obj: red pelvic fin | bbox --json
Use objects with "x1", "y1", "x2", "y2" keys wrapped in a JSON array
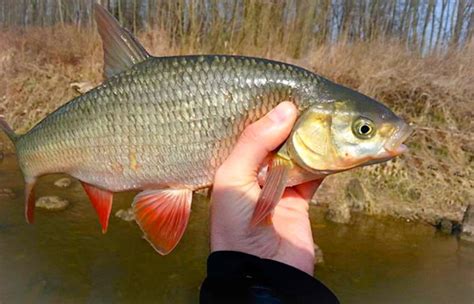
[
  {"x1": 25, "y1": 180, "x2": 36, "y2": 224},
  {"x1": 251, "y1": 155, "x2": 291, "y2": 227},
  {"x1": 81, "y1": 182, "x2": 113, "y2": 233},
  {"x1": 133, "y1": 189, "x2": 192, "y2": 255}
]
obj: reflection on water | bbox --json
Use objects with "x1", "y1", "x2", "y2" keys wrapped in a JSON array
[{"x1": 0, "y1": 155, "x2": 473, "y2": 303}]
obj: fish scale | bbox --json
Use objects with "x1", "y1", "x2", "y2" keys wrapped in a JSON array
[{"x1": 16, "y1": 55, "x2": 315, "y2": 192}]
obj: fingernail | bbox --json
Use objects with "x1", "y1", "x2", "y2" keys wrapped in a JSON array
[{"x1": 267, "y1": 103, "x2": 293, "y2": 124}]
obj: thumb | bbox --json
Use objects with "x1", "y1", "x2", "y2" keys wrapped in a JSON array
[{"x1": 216, "y1": 102, "x2": 297, "y2": 185}]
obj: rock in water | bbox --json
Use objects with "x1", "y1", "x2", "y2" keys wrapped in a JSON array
[
  {"x1": 314, "y1": 243, "x2": 324, "y2": 265},
  {"x1": 36, "y1": 196, "x2": 69, "y2": 210},
  {"x1": 438, "y1": 218, "x2": 453, "y2": 234},
  {"x1": 0, "y1": 188, "x2": 15, "y2": 199},
  {"x1": 54, "y1": 177, "x2": 72, "y2": 188},
  {"x1": 461, "y1": 204, "x2": 474, "y2": 242},
  {"x1": 326, "y1": 201, "x2": 351, "y2": 224},
  {"x1": 115, "y1": 208, "x2": 135, "y2": 222}
]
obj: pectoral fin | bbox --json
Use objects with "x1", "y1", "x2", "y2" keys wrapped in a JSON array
[
  {"x1": 81, "y1": 182, "x2": 113, "y2": 233},
  {"x1": 133, "y1": 189, "x2": 192, "y2": 255},
  {"x1": 250, "y1": 155, "x2": 292, "y2": 227}
]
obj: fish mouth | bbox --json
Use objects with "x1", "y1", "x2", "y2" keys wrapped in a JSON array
[{"x1": 382, "y1": 122, "x2": 413, "y2": 157}]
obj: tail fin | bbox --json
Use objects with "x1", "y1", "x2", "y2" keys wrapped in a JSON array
[
  {"x1": 0, "y1": 116, "x2": 18, "y2": 143},
  {"x1": 0, "y1": 116, "x2": 36, "y2": 223}
]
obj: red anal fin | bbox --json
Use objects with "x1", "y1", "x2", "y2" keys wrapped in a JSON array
[
  {"x1": 251, "y1": 155, "x2": 292, "y2": 227},
  {"x1": 81, "y1": 182, "x2": 113, "y2": 233},
  {"x1": 25, "y1": 180, "x2": 36, "y2": 224},
  {"x1": 133, "y1": 189, "x2": 192, "y2": 255}
]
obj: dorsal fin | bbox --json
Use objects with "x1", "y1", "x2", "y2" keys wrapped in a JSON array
[{"x1": 94, "y1": 3, "x2": 150, "y2": 79}]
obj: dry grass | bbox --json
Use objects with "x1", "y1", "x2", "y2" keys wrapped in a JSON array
[{"x1": 0, "y1": 26, "x2": 472, "y2": 223}]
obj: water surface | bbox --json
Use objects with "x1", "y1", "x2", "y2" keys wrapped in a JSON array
[{"x1": 0, "y1": 156, "x2": 472, "y2": 303}]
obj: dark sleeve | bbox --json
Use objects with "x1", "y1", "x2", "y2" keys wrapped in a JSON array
[{"x1": 200, "y1": 251, "x2": 339, "y2": 304}]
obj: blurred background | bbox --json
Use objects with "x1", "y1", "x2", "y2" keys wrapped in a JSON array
[{"x1": 0, "y1": 1, "x2": 473, "y2": 303}]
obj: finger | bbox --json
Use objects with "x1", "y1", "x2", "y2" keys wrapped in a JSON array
[
  {"x1": 216, "y1": 102, "x2": 297, "y2": 183},
  {"x1": 277, "y1": 179, "x2": 323, "y2": 213}
]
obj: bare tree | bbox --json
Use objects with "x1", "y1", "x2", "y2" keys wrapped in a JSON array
[{"x1": 1, "y1": 0, "x2": 472, "y2": 55}]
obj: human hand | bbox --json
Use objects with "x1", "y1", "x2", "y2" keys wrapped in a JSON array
[{"x1": 210, "y1": 102, "x2": 324, "y2": 275}]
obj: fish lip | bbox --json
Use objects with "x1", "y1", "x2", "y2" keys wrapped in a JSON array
[
  {"x1": 382, "y1": 144, "x2": 408, "y2": 158},
  {"x1": 367, "y1": 144, "x2": 407, "y2": 166},
  {"x1": 383, "y1": 122, "x2": 413, "y2": 155}
]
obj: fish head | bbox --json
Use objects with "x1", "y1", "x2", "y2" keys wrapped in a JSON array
[{"x1": 287, "y1": 86, "x2": 412, "y2": 173}]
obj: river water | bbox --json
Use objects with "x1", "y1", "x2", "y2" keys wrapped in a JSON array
[{"x1": 0, "y1": 155, "x2": 472, "y2": 303}]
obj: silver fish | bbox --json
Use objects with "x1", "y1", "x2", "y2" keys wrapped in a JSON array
[{"x1": 0, "y1": 4, "x2": 411, "y2": 254}]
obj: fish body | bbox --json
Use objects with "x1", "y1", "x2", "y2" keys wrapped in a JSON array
[
  {"x1": 0, "y1": 4, "x2": 411, "y2": 254},
  {"x1": 16, "y1": 55, "x2": 321, "y2": 193}
]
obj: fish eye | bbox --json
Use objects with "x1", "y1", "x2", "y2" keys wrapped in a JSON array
[{"x1": 352, "y1": 117, "x2": 376, "y2": 139}]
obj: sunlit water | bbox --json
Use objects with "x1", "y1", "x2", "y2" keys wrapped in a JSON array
[{"x1": 0, "y1": 155, "x2": 472, "y2": 303}]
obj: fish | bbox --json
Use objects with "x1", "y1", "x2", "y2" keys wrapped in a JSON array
[{"x1": 0, "y1": 4, "x2": 412, "y2": 255}]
